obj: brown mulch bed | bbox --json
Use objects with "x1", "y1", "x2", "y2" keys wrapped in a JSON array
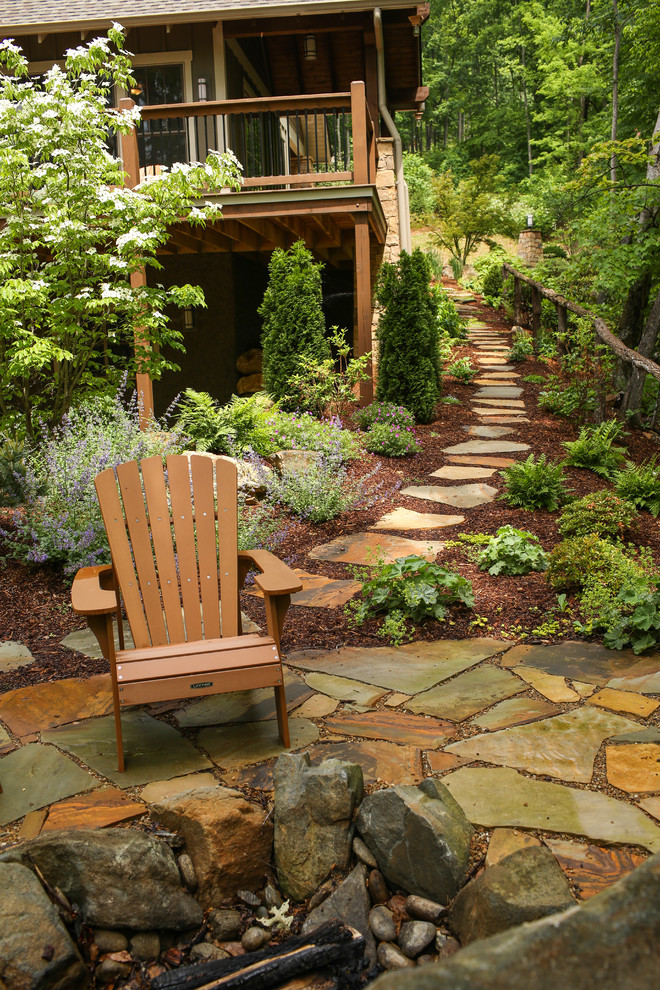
[{"x1": 2, "y1": 282, "x2": 660, "y2": 694}]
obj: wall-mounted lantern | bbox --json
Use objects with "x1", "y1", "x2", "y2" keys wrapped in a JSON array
[
  {"x1": 197, "y1": 77, "x2": 207, "y2": 102},
  {"x1": 183, "y1": 307, "x2": 196, "y2": 333},
  {"x1": 304, "y1": 35, "x2": 317, "y2": 60}
]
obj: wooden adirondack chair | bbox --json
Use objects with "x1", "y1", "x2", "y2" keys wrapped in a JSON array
[{"x1": 71, "y1": 454, "x2": 302, "y2": 771}]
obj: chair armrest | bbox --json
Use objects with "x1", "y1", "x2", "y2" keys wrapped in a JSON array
[
  {"x1": 238, "y1": 549, "x2": 302, "y2": 596},
  {"x1": 71, "y1": 565, "x2": 119, "y2": 616}
]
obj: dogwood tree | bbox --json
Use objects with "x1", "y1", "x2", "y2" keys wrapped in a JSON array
[{"x1": 0, "y1": 25, "x2": 241, "y2": 436}]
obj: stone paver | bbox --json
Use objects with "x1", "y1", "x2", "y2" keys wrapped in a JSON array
[
  {"x1": 443, "y1": 766, "x2": 660, "y2": 852},
  {"x1": 302, "y1": 672, "x2": 386, "y2": 706},
  {"x1": 472, "y1": 697, "x2": 561, "y2": 731},
  {"x1": 442, "y1": 440, "x2": 530, "y2": 456},
  {"x1": 588, "y1": 688, "x2": 659, "y2": 718},
  {"x1": 606, "y1": 743, "x2": 660, "y2": 793},
  {"x1": 61, "y1": 622, "x2": 134, "y2": 658},
  {"x1": 324, "y1": 711, "x2": 458, "y2": 748},
  {"x1": 485, "y1": 828, "x2": 541, "y2": 866},
  {"x1": 607, "y1": 670, "x2": 660, "y2": 695},
  {"x1": 288, "y1": 640, "x2": 507, "y2": 695},
  {"x1": 383, "y1": 692, "x2": 410, "y2": 708},
  {"x1": 247, "y1": 568, "x2": 361, "y2": 609},
  {"x1": 430, "y1": 465, "x2": 497, "y2": 480},
  {"x1": 309, "y1": 532, "x2": 444, "y2": 566},
  {"x1": 445, "y1": 455, "x2": 516, "y2": 468},
  {"x1": 475, "y1": 387, "x2": 523, "y2": 399},
  {"x1": 512, "y1": 665, "x2": 580, "y2": 703},
  {"x1": 407, "y1": 665, "x2": 524, "y2": 722},
  {"x1": 372, "y1": 508, "x2": 465, "y2": 530},
  {"x1": 0, "y1": 641, "x2": 34, "y2": 673},
  {"x1": 445, "y1": 707, "x2": 638, "y2": 783},
  {"x1": 42, "y1": 787, "x2": 145, "y2": 832},
  {"x1": 0, "y1": 722, "x2": 14, "y2": 755},
  {"x1": 140, "y1": 773, "x2": 218, "y2": 804},
  {"x1": 464, "y1": 425, "x2": 516, "y2": 438},
  {"x1": 197, "y1": 718, "x2": 319, "y2": 769},
  {"x1": 0, "y1": 743, "x2": 97, "y2": 826},
  {"x1": 42, "y1": 711, "x2": 213, "y2": 788},
  {"x1": 502, "y1": 642, "x2": 660, "y2": 687},
  {"x1": 477, "y1": 416, "x2": 530, "y2": 425},
  {"x1": 174, "y1": 670, "x2": 313, "y2": 728},
  {"x1": 638, "y1": 796, "x2": 660, "y2": 821},
  {"x1": 476, "y1": 371, "x2": 521, "y2": 379},
  {"x1": 544, "y1": 838, "x2": 647, "y2": 900},
  {"x1": 0, "y1": 674, "x2": 114, "y2": 737},
  {"x1": 473, "y1": 398, "x2": 525, "y2": 407},
  {"x1": 401, "y1": 483, "x2": 497, "y2": 508},
  {"x1": 301, "y1": 738, "x2": 422, "y2": 785},
  {"x1": 291, "y1": 694, "x2": 339, "y2": 719}
]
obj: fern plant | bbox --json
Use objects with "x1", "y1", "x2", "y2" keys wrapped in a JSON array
[
  {"x1": 614, "y1": 458, "x2": 660, "y2": 516},
  {"x1": 500, "y1": 454, "x2": 571, "y2": 511},
  {"x1": 562, "y1": 421, "x2": 627, "y2": 479}
]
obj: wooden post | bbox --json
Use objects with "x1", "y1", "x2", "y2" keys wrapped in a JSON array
[
  {"x1": 351, "y1": 81, "x2": 369, "y2": 186},
  {"x1": 531, "y1": 285, "x2": 542, "y2": 352},
  {"x1": 119, "y1": 97, "x2": 154, "y2": 428},
  {"x1": 556, "y1": 303, "x2": 568, "y2": 356},
  {"x1": 355, "y1": 215, "x2": 374, "y2": 405},
  {"x1": 514, "y1": 275, "x2": 523, "y2": 326}
]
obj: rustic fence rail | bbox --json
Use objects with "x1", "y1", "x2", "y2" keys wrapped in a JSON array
[{"x1": 503, "y1": 262, "x2": 660, "y2": 383}]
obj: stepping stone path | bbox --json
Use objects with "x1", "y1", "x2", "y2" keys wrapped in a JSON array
[{"x1": 4, "y1": 285, "x2": 660, "y2": 905}]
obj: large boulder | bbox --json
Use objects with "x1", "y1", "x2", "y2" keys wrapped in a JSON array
[
  {"x1": 371, "y1": 851, "x2": 660, "y2": 990},
  {"x1": 302, "y1": 864, "x2": 376, "y2": 965},
  {"x1": 1, "y1": 830, "x2": 201, "y2": 931},
  {"x1": 448, "y1": 846, "x2": 575, "y2": 944},
  {"x1": 0, "y1": 862, "x2": 89, "y2": 990},
  {"x1": 236, "y1": 349, "x2": 263, "y2": 375},
  {"x1": 356, "y1": 779, "x2": 473, "y2": 905},
  {"x1": 152, "y1": 785, "x2": 274, "y2": 908},
  {"x1": 274, "y1": 753, "x2": 364, "y2": 901}
]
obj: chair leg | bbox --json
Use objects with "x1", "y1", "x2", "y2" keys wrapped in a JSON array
[
  {"x1": 113, "y1": 703, "x2": 126, "y2": 773},
  {"x1": 274, "y1": 683, "x2": 290, "y2": 748}
]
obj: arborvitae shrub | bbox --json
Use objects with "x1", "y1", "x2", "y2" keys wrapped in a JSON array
[
  {"x1": 258, "y1": 241, "x2": 331, "y2": 408},
  {"x1": 374, "y1": 249, "x2": 441, "y2": 423}
]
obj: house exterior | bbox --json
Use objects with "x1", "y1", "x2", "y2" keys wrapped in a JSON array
[{"x1": 0, "y1": 1, "x2": 429, "y2": 410}]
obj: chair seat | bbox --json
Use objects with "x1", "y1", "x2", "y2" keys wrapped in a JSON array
[{"x1": 116, "y1": 633, "x2": 283, "y2": 705}]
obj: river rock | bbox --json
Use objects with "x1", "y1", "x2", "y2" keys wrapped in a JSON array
[
  {"x1": 274, "y1": 753, "x2": 364, "y2": 901},
  {"x1": 191, "y1": 942, "x2": 230, "y2": 962},
  {"x1": 370, "y1": 905, "x2": 397, "y2": 941},
  {"x1": 398, "y1": 921, "x2": 437, "y2": 958},
  {"x1": 1, "y1": 830, "x2": 201, "y2": 931},
  {"x1": 0, "y1": 861, "x2": 89, "y2": 989},
  {"x1": 368, "y1": 869, "x2": 390, "y2": 905},
  {"x1": 152, "y1": 786, "x2": 274, "y2": 908},
  {"x1": 448, "y1": 846, "x2": 575, "y2": 944},
  {"x1": 354, "y1": 836, "x2": 378, "y2": 869},
  {"x1": 356, "y1": 779, "x2": 473, "y2": 905},
  {"x1": 371, "y1": 851, "x2": 660, "y2": 990},
  {"x1": 242, "y1": 927, "x2": 271, "y2": 952},
  {"x1": 302, "y1": 864, "x2": 376, "y2": 965},
  {"x1": 177, "y1": 853, "x2": 197, "y2": 891},
  {"x1": 406, "y1": 895, "x2": 445, "y2": 924},
  {"x1": 378, "y1": 943, "x2": 415, "y2": 970},
  {"x1": 130, "y1": 932, "x2": 160, "y2": 961},
  {"x1": 207, "y1": 909, "x2": 242, "y2": 940}
]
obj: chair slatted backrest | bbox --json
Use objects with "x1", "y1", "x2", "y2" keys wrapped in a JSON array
[{"x1": 95, "y1": 454, "x2": 240, "y2": 648}]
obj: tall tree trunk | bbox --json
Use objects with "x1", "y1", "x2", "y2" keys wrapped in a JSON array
[
  {"x1": 622, "y1": 289, "x2": 660, "y2": 424},
  {"x1": 611, "y1": 0, "x2": 621, "y2": 185},
  {"x1": 577, "y1": 0, "x2": 591, "y2": 163},
  {"x1": 520, "y1": 43, "x2": 533, "y2": 177}
]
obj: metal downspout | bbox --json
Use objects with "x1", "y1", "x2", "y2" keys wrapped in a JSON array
[{"x1": 373, "y1": 7, "x2": 411, "y2": 254}]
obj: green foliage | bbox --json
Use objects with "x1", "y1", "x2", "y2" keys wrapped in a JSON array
[
  {"x1": 281, "y1": 326, "x2": 371, "y2": 419},
  {"x1": 0, "y1": 436, "x2": 26, "y2": 505},
  {"x1": 364, "y1": 422, "x2": 421, "y2": 457},
  {"x1": 237, "y1": 496, "x2": 288, "y2": 554},
  {"x1": 587, "y1": 582, "x2": 660, "y2": 656},
  {"x1": 538, "y1": 321, "x2": 615, "y2": 423},
  {"x1": 543, "y1": 244, "x2": 569, "y2": 260},
  {"x1": 434, "y1": 287, "x2": 467, "y2": 338},
  {"x1": 0, "y1": 388, "x2": 187, "y2": 575},
  {"x1": 477, "y1": 525, "x2": 549, "y2": 576},
  {"x1": 558, "y1": 491, "x2": 638, "y2": 541},
  {"x1": 375, "y1": 250, "x2": 442, "y2": 423},
  {"x1": 259, "y1": 241, "x2": 331, "y2": 409},
  {"x1": 500, "y1": 454, "x2": 571, "y2": 511},
  {"x1": 446, "y1": 356, "x2": 477, "y2": 382},
  {"x1": 265, "y1": 453, "x2": 382, "y2": 524},
  {"x1": 353, "y1": 401, "x2": 415, "y2": 431},
  {"x1": 614, "y1": 460, "x2": 660, "y2": 517},
  {"x1": 472, "y1": 247, "x2": 515, "y2": 298},
  {"x1": 348, "y1": 554, "x2": 474, "y2": 630},
  {"x1": 403, "y1": 152, "x2": 437, "y2": 219},
  {"x1": 0, "y1": 30, "x2": 241, "y2": 437},
  {"x1": 546, "y1": 535, "x2": 652, "y2": 592},
  {"x1": 562, "y1": 421, "x2": 628, "y2": 480},
  {"x1": 508, "y1": 329, "x2": 534, "y2": 362},
  {"x1": 522, "y1": 374, "x2": 547, "y2": 384},
  {"x1": 175, "y1": 388, "x2": 239, "y2": 453}
]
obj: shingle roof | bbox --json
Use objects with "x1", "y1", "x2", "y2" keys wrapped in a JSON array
[{"x1": 1, "y1": 0, "x2": 405, "y2": 34}]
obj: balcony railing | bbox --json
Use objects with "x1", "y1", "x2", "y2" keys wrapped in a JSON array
[{"x1": 129, "y1": 81, "x2": 376, "y2": 191}]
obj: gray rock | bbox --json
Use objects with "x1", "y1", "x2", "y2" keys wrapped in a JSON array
[
  {"x1": 95, "y1": 958, "x2": 131, "y2": 984},
  {"x1": 207, "y1": 909, "x2": 242, "y2": 940},
  {"x1": 190, "y1": 942, "x2": 230, "y2": 962},
  {"x1": 274, "y1": 753, "x2": 364, "y2": 901},
  {"x1": 238, "y1": 889, "x2": 262, "y2": 908},
  {"x1": 368, "y1": 869, "x2": 389, "y2": 905},
  {"x1": 307, "y1": 879, "x2": 334, "y2": 911},
  {"x1": 369, "y1": 905, "x2": 397, "y2": 942},
  {"x1": 130, "y1": 932, "x2": 160, "y2": 961},
  {"x1": 448, "y1": 846, "x2": 575, "y2": 944},
  {"x1": 302, "y1": 864, "x2": 376, "y2": 966},
  {"x1": 435, "y1": 932, "x2": 460, "y2": 959},
  {"x1": 356, "y1": 779, "x2": 473, "y2": 905},
  {"x1": 371, "y1": 852, "x2": 660, "y2": 990},
  {"x1": 93, "y1": 929, "x2": 128, "y2": 954},
  {"x1": 1, "y1": 830, "x2": 202, "y2": 931},
  {"x1": 256, "y1": 906, "x2": 269, "y2": 920},
  {"x1": 0, "y1": 862, "x2": 89, "y2": 990},
  {"x1": 177, "y1": 853, "x2": 197, "y2": 892},
  {"x1": 398, "y1": 921, "x2": 437, "y2": 958},
  {"x1": 354, "y1": 836, "x2": 378, "y2": 869},
  {"x1": 266, "y1": 449, "x2": 321, "y2": 477},
  {"x1": 264, "y1": 882, "x2": 283, "y2": 909},
  {"x1": 377, "y1": 943, "x2": 415, "y2": 970},
  {"x1": 417, "y1": 954, "x2": 438, "y2": 967},
  {"x1": 242, "y1": 927, "x2": 271, "y2": 952},
  {"x1": 406, "y1": 896, "x2": 445, "y2": 924}
]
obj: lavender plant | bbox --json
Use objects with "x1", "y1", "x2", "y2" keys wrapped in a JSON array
[{"x1": 1, "y1": 387, "x2": 187, "y2": 575}]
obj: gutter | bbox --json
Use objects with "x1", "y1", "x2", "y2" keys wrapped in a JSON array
[{"x1": 373, "y1": 6, "x2": 411, "y2": 254}]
